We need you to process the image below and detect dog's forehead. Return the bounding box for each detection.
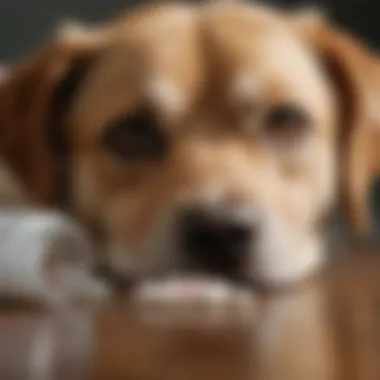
[74,3,333,130]
[114,4,313,76]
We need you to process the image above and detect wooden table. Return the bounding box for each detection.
[1,253,380,380]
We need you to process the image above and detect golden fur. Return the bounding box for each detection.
[0,1,379,285]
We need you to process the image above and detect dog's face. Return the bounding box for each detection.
[1,2,379,286]
[69,3,338,285]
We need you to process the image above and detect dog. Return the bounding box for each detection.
[0,1,379,288]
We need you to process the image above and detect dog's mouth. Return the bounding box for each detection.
[93,264,315,327]
[94,261,317,306]
[94,263,255,301]
[130,274,257,326]
[135,273,250,301]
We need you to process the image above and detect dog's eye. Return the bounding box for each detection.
[103,113,168,161]
[264,104,310,138]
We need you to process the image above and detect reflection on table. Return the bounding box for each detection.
[1,253,380,380]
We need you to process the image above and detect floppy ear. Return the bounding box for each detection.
[294,11,380,237]
[0,21,107,207]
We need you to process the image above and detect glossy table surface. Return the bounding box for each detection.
[1,252,380,380]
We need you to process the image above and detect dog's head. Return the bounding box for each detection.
[1,2,380,286]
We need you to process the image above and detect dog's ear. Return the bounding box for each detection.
[293,11,380,237]
[0,21,107,206]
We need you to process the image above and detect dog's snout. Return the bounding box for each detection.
[179,205,255,276]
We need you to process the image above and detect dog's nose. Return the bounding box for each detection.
[179,206,254,276]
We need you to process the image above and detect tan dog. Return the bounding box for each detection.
[0,1,379,287]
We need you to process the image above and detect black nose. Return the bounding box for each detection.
[179,207,254,276]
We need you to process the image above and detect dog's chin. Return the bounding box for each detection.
[94,261,254,302]
[131,271,257,327]
[127,261,322,328]
[94,259,323,300]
